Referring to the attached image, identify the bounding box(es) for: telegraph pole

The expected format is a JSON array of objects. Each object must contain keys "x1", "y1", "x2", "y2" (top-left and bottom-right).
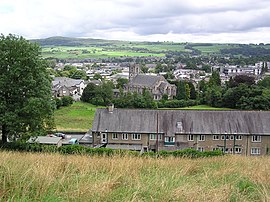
[{"x1": 156, "y1": 112, "x2": 159, "y2": 153}]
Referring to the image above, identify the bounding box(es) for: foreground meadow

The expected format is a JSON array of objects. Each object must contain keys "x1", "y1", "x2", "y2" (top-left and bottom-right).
[{"x1": 0, "y1": 151, "x2": 270, "y2": 201}]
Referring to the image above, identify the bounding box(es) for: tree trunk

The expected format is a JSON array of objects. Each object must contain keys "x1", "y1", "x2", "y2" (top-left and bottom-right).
[{"x1": 1, "y1": 124, "x2": 8, "y2": 143}]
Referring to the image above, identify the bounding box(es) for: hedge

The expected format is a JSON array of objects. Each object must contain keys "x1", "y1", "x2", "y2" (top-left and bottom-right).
[
  {"x1": 142, "y1": 148, "x2": 224, "y2": 158},
  {"x1": 158, "y1": 99, "x2": 198, "y2": 108},
  {"x1": 0, "y1": 142, "x2": 224, "y2": 158}
]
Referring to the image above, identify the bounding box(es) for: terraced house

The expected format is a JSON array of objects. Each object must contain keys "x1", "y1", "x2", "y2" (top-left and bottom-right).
[{"x1": 91, "y1": 107, "x2": 270, "y2": 156}]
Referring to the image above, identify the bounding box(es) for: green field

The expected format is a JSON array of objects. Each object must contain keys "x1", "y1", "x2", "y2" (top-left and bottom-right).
[
  {"x1": 1, "y1": 151, "x2": 270, "y2": 201},
  {"x1": 54, "y1": 102, "x2": 231, "y2": 132},
  {"x1": 180, "y1": 105, "x2": 232, "y2": 110},
  {"x1": 42, "y1": 46, "x2": 165, "y2": 59},
  {"x1": 54, "y1": 102, "x2": 101, "y2": 132},
  {"x1": 33, "y1": 36, "x2": 270, "y2": 59},
  {"x1": 193, "y1": 44, "x2": 240, "y2": 54},
  {"x1": 35, "y1": 36, "x2": 247, "y2": 59}
]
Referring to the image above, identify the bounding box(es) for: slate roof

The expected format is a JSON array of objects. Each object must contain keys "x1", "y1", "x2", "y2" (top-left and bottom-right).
[
  {"x1": 92, "y1": 109, "x2": 270, "y2": 136},
  {"x1": 129, "y1": 75, "x2": 163, "y2": 87},
  {"x1": 28, "y1": 136, "x2": 62, "y2": 144},
  {"x1": 53, "y1": 77, "x2": 83, "y2": 88}
]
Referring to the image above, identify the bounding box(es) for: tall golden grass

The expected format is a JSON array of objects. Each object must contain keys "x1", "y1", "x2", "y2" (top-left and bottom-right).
[{"x1": 0, "y1": 151, "x2": 269, "y2": 201}]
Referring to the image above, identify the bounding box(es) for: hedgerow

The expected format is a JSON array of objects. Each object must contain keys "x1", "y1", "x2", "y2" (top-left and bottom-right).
[{"x1": 0, "y1": 142, "x2": 224, "y2": 158}]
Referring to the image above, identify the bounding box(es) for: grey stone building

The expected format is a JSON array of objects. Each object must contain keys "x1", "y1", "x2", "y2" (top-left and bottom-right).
[
  {"x1": 91, "y1": 108, "x2": 270, "y2": 156},
  {"x1": 125, "y1": 63, "x2": 176, "y2": 100}
]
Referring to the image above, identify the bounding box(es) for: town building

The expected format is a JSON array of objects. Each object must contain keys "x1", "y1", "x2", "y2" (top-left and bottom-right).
[
  {"x1": 91, "y1": 108, "x2": 270, "y2": 156},
  {"x1": 125, "y1": 63, "x2": 176, "y2": 100},
  {"x1": 52, "y1": 77, "x2": 85, "y2": 100}
]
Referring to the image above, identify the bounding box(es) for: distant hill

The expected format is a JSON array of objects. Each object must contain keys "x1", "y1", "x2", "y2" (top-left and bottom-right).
[
  {"x1": 31, "y1": 36, "x2": 118, "y2": 46},
  {"x1": 31, "y1": 36, "x2": 270, "y2": 59}
]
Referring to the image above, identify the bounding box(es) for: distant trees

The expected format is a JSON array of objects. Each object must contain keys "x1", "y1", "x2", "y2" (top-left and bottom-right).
[
  {"x1": 113, "y1": 90, "x2": 157, "y2": 109},
  {"x1": 81, "y1": 81, "x2": 114, "y2": 105},
  {"x1": 55, "y1": 65, "x2": 87, "y2": 80},
  {"x1": 116, "y1": 78, "x2": 128, "y2": 89}
]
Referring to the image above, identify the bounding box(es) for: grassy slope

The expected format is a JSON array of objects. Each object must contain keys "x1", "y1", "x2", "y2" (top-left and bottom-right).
[
  {"x1": 0, "y1": 151, "x2": 269, "y2": 201},
  {"x1": 54, "y1": 102, "x2": 102, "y2": 132},
  {"x1": 54, "y1": 102, "x2": 231, "y2": 132}
]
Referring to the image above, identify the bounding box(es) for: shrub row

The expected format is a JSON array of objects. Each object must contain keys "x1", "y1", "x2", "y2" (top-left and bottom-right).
[
  {"x1": 0, "y1": 142, "x2": 138, "y2": 156},
  {"x1": 143, "y1": 148, "x2": 224, "y2": 158},
  {"x1": 158, "y1": 99, "x2": 198, "y2": 108},
  {"x1": 0, "y1": 142, "x2": 224, "y2": 158}
]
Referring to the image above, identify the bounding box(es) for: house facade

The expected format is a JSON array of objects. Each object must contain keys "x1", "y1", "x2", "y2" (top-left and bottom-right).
[
  {"x1": 91, "y1": 108, "x2": 270, "y2": 156},
  {"x1": 52, "y1": 77, "x2": 85, "y2": 99}
]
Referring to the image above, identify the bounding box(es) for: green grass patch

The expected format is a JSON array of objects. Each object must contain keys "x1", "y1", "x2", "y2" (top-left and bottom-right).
[
  {"x1": 180, "y1": 105, "x2": 233, "y2": 110},
  {"x1": 160, "y1": 105, "x2": 233, "y2": 110},
  {"x1": 42, "y1": 46, "x2": 165, "y2": 59},
  {"x1": 54, "y1": 101, "x2": 103, "y2": 132},
  {"x1": 54, "y1": 103, "x2": 232, "y2": 132}
]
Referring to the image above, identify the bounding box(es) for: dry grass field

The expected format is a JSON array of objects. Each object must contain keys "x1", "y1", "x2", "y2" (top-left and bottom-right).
[{"x1": 0, "y1": 151, "x2": 270, "y2": 201}]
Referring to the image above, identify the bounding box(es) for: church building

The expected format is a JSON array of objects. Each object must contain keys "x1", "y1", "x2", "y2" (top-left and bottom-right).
[{"x1": 124, "y1": 63, "x2": 176, "y2": 100}]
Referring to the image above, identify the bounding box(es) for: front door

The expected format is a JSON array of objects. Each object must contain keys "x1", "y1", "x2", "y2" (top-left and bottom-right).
[{"x1": 101, "y1": 133, "x2": 107, "y2": 143}]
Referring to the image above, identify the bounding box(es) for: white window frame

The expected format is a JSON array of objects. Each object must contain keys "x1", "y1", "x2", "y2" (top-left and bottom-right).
[
  {"x1": 122, "y1": 133, "x2": 128, "y2": 140},
  {"x1": 188, "y1": 135, "x2": 194, "y2": 141},
  {"x1": 235, "y1": 135, "x2": 242, "y2": 140},
  {"x1": 230, "y1": 135, "x2": 234, "y2": 140},
  {"x1": 198, "y1": 135, "x2": 205, "y2": 141},
  {"x1": 112, "y1": 133, "x2": 118, "y2": 140},
  {"x1": 221, "y1": 135, "x2": 225, "y2": 140},
  {"x1": 132, "y1": 133, "x2": 141, "y2": 140},
  {"x1": 234, "y1": 147, "x2": 242, "y2": 154},
  {"x1": 226, "y1": 135, "x2": 230, "y2": 140},
  {"x1": 213, "y1": 135, "x2": 219, "y2": 140},
  {"x1": 251, "y1": 148, "x2": 260, "y2": 155},
  {"x1": 252, "y1": 135, "x2": 261, "y2": 142},
  {"x1": 150, "y1": 134, "x2": 162, "y2": 140},
  {"x1": 165, "y1": 136, "x2": 175, "y2": 142}
]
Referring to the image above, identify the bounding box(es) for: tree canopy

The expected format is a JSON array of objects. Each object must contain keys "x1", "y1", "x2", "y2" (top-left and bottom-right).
[{"x1": 0, "y1": 34, "x2": 54, "y2": 142}]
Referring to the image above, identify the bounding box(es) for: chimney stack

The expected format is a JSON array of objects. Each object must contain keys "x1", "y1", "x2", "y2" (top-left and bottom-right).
[{"x1": 107, "y1": 103, "x2": 114, "y2": 113}]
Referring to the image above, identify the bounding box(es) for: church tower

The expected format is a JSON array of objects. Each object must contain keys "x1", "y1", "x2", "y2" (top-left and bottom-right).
[{"x1": 129, "y1": 63, "x2": 141, "y2": 81}]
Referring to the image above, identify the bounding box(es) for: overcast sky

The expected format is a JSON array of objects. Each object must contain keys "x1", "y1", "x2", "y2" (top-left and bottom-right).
[{"x1": 1, "y1": 0, "x2": 270, "y2": 43}]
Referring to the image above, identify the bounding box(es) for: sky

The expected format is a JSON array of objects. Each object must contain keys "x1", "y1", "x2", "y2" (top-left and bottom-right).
[{"x1": 1, "y1": 0, "x2": 270, "y2": 43}]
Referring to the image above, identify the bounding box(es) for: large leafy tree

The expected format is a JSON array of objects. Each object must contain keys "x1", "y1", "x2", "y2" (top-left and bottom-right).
[{"x1": 0, "y1": 34, "x2": 54, "y2": 142}]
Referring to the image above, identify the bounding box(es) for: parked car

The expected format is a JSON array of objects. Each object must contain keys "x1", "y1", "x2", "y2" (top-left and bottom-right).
[{"x1": 54, "y1": 133, "x2": 66, "y2": 139}]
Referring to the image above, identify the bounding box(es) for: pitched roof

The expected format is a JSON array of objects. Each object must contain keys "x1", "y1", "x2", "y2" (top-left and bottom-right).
[
  {"x1": 92, "y1": 109, "x2": 270, "y2": 136},
  {"x1": 129, "y1": 75, "x2": 163, "y2": 87},
  {"x1": 28, "y1": 136, "x2": 62, "y2": 144},
  {"x1": 53, "y1": 77, "x2": 83, "y2": 88}
]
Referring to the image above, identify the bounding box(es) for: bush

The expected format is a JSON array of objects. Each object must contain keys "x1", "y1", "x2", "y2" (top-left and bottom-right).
[
  {"x1": 61, "y1": 96, "x2": 73, "y2": 106},
  {"x1": 55, "y1": 98, "x2": 62, "y2": 109},
  {"x1": 142, "y1": 148, "x2": 224, "y2": 158},
  {"x1": 158, "y1": 99, "x2": 198, "y2": 108}
]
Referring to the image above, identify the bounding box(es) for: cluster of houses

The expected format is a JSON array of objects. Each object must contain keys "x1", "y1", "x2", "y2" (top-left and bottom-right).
[
  {"x1": 47, "y1": 62, "x2": 270, "y2": 156},
  {"x1": 52, "y1": 61, "x2": 270, "y2": 101},
  {"x1": 52, "y1": 63, "x2": 177, "y2": 101}
]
